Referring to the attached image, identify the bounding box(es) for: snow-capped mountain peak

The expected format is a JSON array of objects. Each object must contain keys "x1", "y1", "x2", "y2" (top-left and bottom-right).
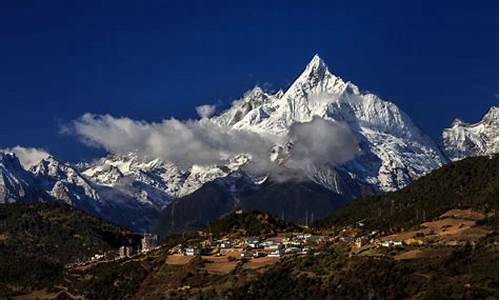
[
  {"x1": 211, "y1": 55, "x2": 448, "y2": 191},
  {"x1": 442, "y1": 106, "x2": 498, "y2": 161},
  {"x1": 0, "y1": 152, "x2": 44, "y2": 203},
  {"x1": 481, "y1": 106, "x2": 498, "y2": 126},
  {"x1": 301, "y1": 54, "x2": 329, "y2": 79}
]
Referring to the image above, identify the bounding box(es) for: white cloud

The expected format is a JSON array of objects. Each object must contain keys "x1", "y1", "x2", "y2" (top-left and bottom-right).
[
  {"x1": 69, "y1": 112, "x2": 360, "y2": 178},
  {"x1": 287, "y1": 117, "x2": 360, "y2": 169},
  {"x1": 195, "y1": 104, "x2": 216, "y2": 118},
  {"x1": 0, "y1": 146, "x2": 50, "y2": 168},
  {"x1": 71, "y1": 113, "x2": 277, "y2": 170}
]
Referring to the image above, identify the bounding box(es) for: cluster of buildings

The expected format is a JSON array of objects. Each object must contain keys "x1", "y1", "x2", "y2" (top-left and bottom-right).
[
  {"x1": 338, "y1": 227, "x2": 430, "y2": 254},
  {"x1": 173, "y1": 233, "x2": 325, "y2": 259}
]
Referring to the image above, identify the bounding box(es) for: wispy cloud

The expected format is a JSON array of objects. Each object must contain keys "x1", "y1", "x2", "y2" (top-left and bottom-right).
[
  {"x1": 0, "y1": 146, "x2": 50, "y2": 168},
  {"x1": 195, "y1": 104, "x2": 216, "y2": 118}
]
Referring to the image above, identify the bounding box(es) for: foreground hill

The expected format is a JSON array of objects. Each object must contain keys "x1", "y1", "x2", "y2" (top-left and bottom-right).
[
  {"x1": 315, "y1": 155, "x2": 498, "y2": 232},
  {"x1": 0, "y1": 203, "x2": 140, "y2": 297}
]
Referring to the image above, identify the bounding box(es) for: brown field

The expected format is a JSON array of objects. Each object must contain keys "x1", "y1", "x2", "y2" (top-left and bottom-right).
[
  {"x1": 202, "y1": 256, "x2": 240, "y2": 274},
  {"x1": 394, "y1": 249, "x2": 423, "y2": 260},
  {"x1": 394, "y1": 248, "x2": 451, "y2": 261},
  {"x1": 165, "y1": 254, "x2": 194, "y2": 265},
  {"x1": 381, "y1": 209, "x2": 489, "y2": 244},
  {"x1": 440, "y1": 209, "x2": 485, "y2": 221},
  {"x1": 243, "y1": 256, "x2": 280, "y2": 270},
  {"x1": 219, "y1": 249, "x2": 242, "y2": 258},
  {"x1": 421, "y1": 218, "x2": 475, "y2": 237}
]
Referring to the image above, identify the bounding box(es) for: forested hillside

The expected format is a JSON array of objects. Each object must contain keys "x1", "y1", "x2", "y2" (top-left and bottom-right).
[{"x1": 315, "y1": 155, "x2": 498, "y2": 232}]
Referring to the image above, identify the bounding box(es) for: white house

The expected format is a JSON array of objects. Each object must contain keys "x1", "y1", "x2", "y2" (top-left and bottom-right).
[
  {"x1": 285, "y1": 247, "x2": 301, "y2": 254},
  {"x1": 268, "y1": 249, "x2": 285, "y2": 257},
  {"x1": 220, "y1": 240, "x2": 232, "y2": 249},
  {"x1": 185, "y1": 247, "x2": 201, "y2": 256},
  {"x1": 240, "y1": 251, "x2": 253, "y2": 259},
  {"x1": 245, "y1": 237, "x2": 262, "y2": 249}
]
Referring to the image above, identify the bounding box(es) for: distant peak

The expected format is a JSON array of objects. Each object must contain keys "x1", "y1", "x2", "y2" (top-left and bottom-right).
[
  {"x1": 479, "y1": 106, "x2": 499, "y2": 127},
  {"x1": 298, "y1": 54, "x2": 332, "y2": 82},
  {"x1": 0, "y1": 152, "x2": 23, "y2": 169},
  {"x1": 306, "y1": 54, "x2": 327, "y2": 71},
  {"x1": 483, "y1": 106, "x2": 498, "y2": 119},
  {"x1": 248, "y1": 85, "x2": 264, "y2": 95},
  {"x1": 451, "y1": 118, "x2": 465, "y2": 127}
]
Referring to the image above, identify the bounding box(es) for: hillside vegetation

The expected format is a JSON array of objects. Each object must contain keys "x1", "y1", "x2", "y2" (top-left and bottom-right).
[
  {"x1": 315, "y1": 155, "x2": 498, "y2": 232},
  {"x1": 208, "y1": 210, "x2": 300, "y2": 238},
  {"x1": 0, "y1": 203, "x2": 140, "y2": 297}
]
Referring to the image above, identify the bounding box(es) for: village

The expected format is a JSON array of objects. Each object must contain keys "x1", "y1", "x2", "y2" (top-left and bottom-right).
[
  {"x1": 169, "y1": 232, "x2": 325, "y2": 259},
  {"x1": 68, "y1": 208, "x2": 492, "y2": 274}
]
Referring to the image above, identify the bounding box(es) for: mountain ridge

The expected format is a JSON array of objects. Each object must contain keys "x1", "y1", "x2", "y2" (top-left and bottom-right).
[{"x1": 0, "y1": 55, "x2": 497, "y2": 232}]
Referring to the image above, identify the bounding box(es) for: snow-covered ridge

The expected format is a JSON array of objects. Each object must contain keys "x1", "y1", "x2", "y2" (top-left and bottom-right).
[
  {"x1": 81, "y1": 152, "x2": 250, "y2": 198},
  {"x1": 442, "y1": 106, "x2": 498, "y2": 161}
]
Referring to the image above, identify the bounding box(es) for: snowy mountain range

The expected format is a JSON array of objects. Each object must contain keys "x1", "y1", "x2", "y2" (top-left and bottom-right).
[
  {"x1": 0, "y1": 55, "x2": 497, "y2": 232},
  {"x1": 442, "y1": 106, "x2": 498, "y2": 161}
]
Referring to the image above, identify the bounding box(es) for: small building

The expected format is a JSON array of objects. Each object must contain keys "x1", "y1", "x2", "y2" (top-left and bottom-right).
[
  {"x1": 185, "y1": 247, "x2": 201, "y2": 256},
  {"x1": 352, "y1": 238, "x2": 363, "y2": 249},
  {"x1": 118, "y1": 246, "x2": 135, "y2": 258},
  {"x1": 240, "y1": 251, "x2": 254, "y2": 259},
  {"x1": 220, "y1": 240, "x2": 233, "y2": 249},
  {"x1": 91, "y1": 253, "x2": 105, "y2": 261},
  {"x1": 300, "y1": 247, "x2": 311, "y2": 255},
  {"x1": 246, "y1": 237, "x2": 261, "y2": 249},
  {"x1": 264, "y1": 243, "x2": 284, "y2": 251},
  {"x1": 268, "y1": 249, "x2": 285, "y2": 257},
  {"x1": 285, "y1": 247, "x2": 301, "y2": 254},
  {"x1": 141, "y1": 233, "x2": 159, "y2": 253},
  {"x1": 380, "y1": 240, "x2": 403, "y2": 248},
  {"x1": 253, "y1": 251, "x2": 266, "y2": 258}
]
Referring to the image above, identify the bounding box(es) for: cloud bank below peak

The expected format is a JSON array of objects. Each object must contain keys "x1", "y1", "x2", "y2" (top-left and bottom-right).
[
  {"x1": 68, "y1": 111, "x2": 360, "y2": 174},
  {"x1": 70, "y1": 113, "x2": 277, "y2": 170}
]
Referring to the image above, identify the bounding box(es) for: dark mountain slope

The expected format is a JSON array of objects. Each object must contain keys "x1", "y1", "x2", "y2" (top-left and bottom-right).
[
  {"x1": 315, "y1": 155, "x2": 498, "y2": 231},
  {"x1": 156, "y1": 177, "x2": 351, "y2": 236},
  {"x1": 0, "y1": 203, "x2": 140, "y2": 297}
]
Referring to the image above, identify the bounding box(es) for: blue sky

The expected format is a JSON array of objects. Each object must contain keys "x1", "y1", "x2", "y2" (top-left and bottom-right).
[{"x1": 0, "y1": 0, "x2": 498, "y2": 162}]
